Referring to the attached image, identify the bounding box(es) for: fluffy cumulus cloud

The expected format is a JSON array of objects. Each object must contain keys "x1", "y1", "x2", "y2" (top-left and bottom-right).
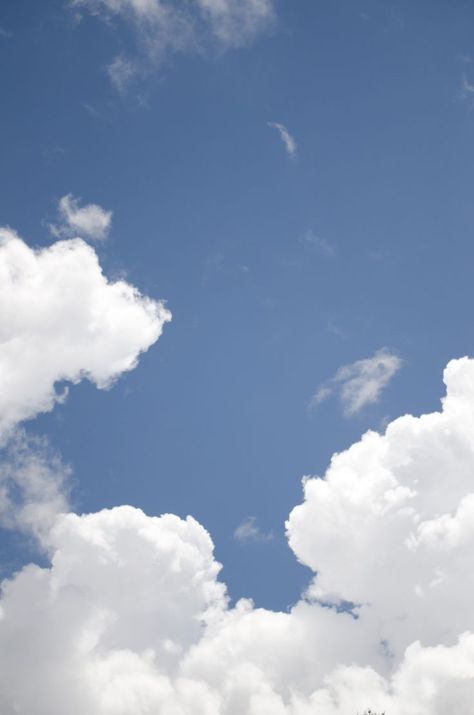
[
  {"x1": 0, "y1": 506, "x2": 227, "y2": 715},
  {"x1": 3, "y1": 352, "x2": 474, "y2": 711},
  {"x1": 0, "y1": 227, "x2": 170, "y2": 436},
  {"x1": 289, "y1": 357, "x2": 474, "y2": 650},
  {"x1": 313, "y1": 348, "x2": 402, "y2": 415},
  {"x1": 70, "y1": 0, "x2": 274, "y2": 89},
  {"x1": 51, "y1": 194, "x2": 113, "y2": 241}
]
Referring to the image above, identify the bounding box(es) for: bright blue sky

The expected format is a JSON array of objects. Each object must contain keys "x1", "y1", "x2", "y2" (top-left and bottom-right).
[{"x1": 2, "y1": 0, "x2": 474, "y2": 610}]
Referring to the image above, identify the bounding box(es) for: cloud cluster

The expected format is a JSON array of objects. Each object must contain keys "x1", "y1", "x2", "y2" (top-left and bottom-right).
[
  {"x1": 51, "y1": 194, "x2": 112, "y2": 241},
  {"x1": 313, "y1": 348, "x2": 402, "y2": 415},
  {"x1": 2, "y1": 223, "x2": 474, "y2": 712},
  {"x1": 2, "y1": 346, "x2": 474, "y2": 711},
  {"x1": 0, "y1": 228, "x2": 170, "y2": 437},
  {"x1": 70, "y1": 0, "x2": 275, "y2": 91}
]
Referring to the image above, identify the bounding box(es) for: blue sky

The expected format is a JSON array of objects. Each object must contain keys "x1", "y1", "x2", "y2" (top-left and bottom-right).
[
  {"x1": 2, "y1": 0, "x2": 474, "y2": 618},
  {"x1": 6, "y1": 3, "x2": 474, "y2": 713}
]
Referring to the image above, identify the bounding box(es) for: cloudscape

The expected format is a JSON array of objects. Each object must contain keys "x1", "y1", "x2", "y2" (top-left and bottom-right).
[{"x1": 2, "y1": 2, "x2": 474, "y2": 714}]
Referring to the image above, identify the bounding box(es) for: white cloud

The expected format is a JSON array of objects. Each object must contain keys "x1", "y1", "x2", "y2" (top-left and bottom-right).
[
  {"x1": 313, "y1": 348, "x2": 402, "y2": 415},
  {"x1": 459, "y1": 68, "x2": 474, "y2": 101},
  {"x1": 234, "y1": 516, "x2": 273, "y2": 543},
  {"x1": 196, "y1": 0, "x2": 273, "y2": 48},
  {"x1": 0, "y1": 506, "x2": 228, "y2": 715},
  {"x1": 107, "y1": 55, "x2": 138, "y2": 94},
  {"x1": 4, "y1": 218, "x2": 474, "y2": 712},
  {"x1": 0, "y1": 430, "x2": 70, "y2": 544},
  {"x1": 302, "y1": 229, "x2": 335, "y2": 257},
  {"x1": 462, "y1": 73, "x2": 474, "y2": 94},
  {"x1": 70, "y1": 0, "x2": 275, "y2": 89},
  {"x1": 51, "y1": 194, "x2": 113, "y2": 241},
  {"x1": 267, "y1": 121, "x2": 297, "y2": 158},
  {"x1": 3, "y1": 357, "x2": 474, "y2": 711},
  {"x1": 0, "y1": 227, "x2": 171, "y2": 437},
  {"x1": 285, "y1": 355, "x2": 474, "y2": 708}
]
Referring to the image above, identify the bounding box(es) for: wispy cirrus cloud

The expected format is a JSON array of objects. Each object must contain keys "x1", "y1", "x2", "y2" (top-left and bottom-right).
[
  {"x1": 302, "y1": 228, "x2": 335, "y2": 257},
  {"x1": 267, "y1": 121, "x2": 297, "y2": 158},
  {"x1": 106, "y1": 55, "x2": 138, "y2": 94},
  {"x1": 312, "y1": 348, "x2": 402, "y2": 416},
  {"x1": 70, "y1": 0, "x2": 275, "y2": 90},
  {"x1": 459, "y1": 67, "x2": 474, "y2": 99}
]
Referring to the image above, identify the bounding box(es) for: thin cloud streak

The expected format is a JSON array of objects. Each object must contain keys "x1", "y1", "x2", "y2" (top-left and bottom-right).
[{"x1": 268, "y1": 121, "x2": 297, "y2": 158}]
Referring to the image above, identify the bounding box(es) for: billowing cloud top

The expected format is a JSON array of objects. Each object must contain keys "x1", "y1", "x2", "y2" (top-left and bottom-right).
[
  {"x1": 0, "y1": 228, "x2": 171, "y2": 436},
  {"x1": 290, "y1": 357, "x2": 474, "y2": 638},
  {"x1": 2, "y1": 222, "x2": 474, "y2": 713},
  {"x1": 3, "y1": 352, "x2": 474, "y2": 711}
]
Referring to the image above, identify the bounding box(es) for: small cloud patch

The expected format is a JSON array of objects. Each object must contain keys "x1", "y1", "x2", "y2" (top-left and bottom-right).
[
  {"x1": 234, "y1": 516, "x2": 274, "y2": 543},
  {"x1": 312, "y1": 348, "x2": 402, "y2": 416},
  {"x1": 50, "y1": 194, "x2": 112, "y2": 242},
  {"x1": 267, "y1": 121, "x2": 297, "y2": 158}
]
